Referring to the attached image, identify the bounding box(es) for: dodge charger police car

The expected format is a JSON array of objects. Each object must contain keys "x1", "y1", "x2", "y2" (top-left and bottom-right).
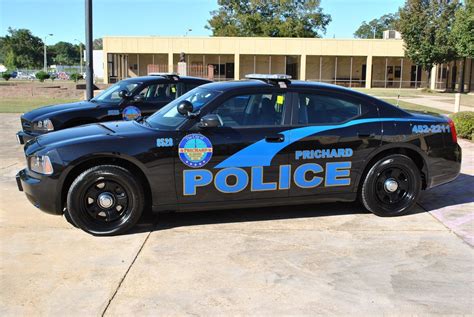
[
  {"x1": 16, "y1": 74, "x2": 461, "y2": 236},
  {"x1": 16, "y1": 74, "x2": 210, "y2": 144}
]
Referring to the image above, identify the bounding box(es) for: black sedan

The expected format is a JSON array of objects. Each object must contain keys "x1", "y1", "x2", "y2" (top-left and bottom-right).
[
  {"x1": 16, "y1": 74, "x2": 210, "y2": 144},
  {"x1": 16, "y1": 74, "x2": 461, "y2": 235}
]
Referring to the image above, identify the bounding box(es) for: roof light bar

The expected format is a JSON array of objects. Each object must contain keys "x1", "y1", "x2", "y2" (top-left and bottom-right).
[
  {"x1": 148, "y1": 72, "x2": 180, "y2": 81},
  {"x1": 245, "y1": 74, "x2": 292, "y2": 80}
]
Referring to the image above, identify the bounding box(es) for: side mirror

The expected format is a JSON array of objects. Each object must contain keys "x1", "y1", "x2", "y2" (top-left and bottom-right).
[
  {"x1": 118, "y1": 90, "x2": 130, "y2": 99},
  {"x1": 132, "y1": 94, "x2": 144, "y2": 103},
  {"x1": 199, "y1": 114, "x2": 222, "y2": 128},
  {"x1": 177, "y1": 100, "x2": 194, "y2": 116}
]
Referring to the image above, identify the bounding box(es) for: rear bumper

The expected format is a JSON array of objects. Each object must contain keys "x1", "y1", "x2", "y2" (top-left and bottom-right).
[
  {"x1": 427, "y1": 143, "x2": 462, "y2": 189},
  {"x1": 16, "y1": 169, "x2": 62, "y2": 215},
  {"x1": 16, "y1": 131, "x2": 37, "y2": 145}
]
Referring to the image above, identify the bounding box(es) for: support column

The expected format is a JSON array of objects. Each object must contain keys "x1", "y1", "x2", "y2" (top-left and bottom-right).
[
  {"x1": 168, "y1": 52, "x2": 173, "y2": 73},
  {"x1": 365, "y1": 55, "x2": 373, "y2": 88},
  {"x1": 430, "y1": 65, "x2": 437, "y2": 90},
  {"x1": 234, "y1": 53, "x2": 240, "y2": 80},
  {"x1": 103, "y1": 52, "x2": 109, "y2": 84},
  {"x1": 300, "y1": 54, "x2": 306, "y2": 80}
]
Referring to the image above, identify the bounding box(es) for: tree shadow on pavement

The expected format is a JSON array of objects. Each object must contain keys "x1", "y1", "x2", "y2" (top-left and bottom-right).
[
  {"x1": 418, "y1": 173, "x2": 474, "y2": 211},
  {"x1": 129, "y1": 199, "x2": 426, "y2": 235}
]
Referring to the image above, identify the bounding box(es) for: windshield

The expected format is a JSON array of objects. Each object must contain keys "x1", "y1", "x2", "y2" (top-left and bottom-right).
[
  {"x1": 92, "y1": 81, "x2": 140, "y2": 103},
  {"x1": 146, "y1": 88, "x2": 220, "y2": 129}
]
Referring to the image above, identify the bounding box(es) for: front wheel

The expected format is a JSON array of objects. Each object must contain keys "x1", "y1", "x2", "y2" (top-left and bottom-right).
[
  {"x1": 65, "y1": 165, "x2": 144, "y2": 236},
  {"x1": 360, "y1": 154, "x2": 421, "y2": 217}
]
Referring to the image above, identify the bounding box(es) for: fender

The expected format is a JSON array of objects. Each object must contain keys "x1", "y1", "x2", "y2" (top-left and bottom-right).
[{"x1": 354, "y1": 142, "x2": 429, "y2": 191}]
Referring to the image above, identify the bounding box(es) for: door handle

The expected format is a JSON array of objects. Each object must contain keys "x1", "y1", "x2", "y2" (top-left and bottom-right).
[
  {"x1": 265, "y1": 134, "x2": 285, "y2": 143},
  {"x1": 357, "y1": 133, "x2": 375, "y2": 139}
]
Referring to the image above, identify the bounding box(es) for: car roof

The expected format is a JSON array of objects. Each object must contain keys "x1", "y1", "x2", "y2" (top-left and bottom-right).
[
  {"x1": 199, "y1": 79, "x2": 371, "y2": 98},
  {"x1": 122, "y1": 75, "x2": 211, "y2": 83}
]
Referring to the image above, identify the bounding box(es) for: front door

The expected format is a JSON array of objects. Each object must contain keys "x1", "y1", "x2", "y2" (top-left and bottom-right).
[
  {"x1": 175, "y1": 90, "x2": 293, "y2": 204},
  {"x1": 287, "y1": 90, "x2": 381, "y2": 198}
]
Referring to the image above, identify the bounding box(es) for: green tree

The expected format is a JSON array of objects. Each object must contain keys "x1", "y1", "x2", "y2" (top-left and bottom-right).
[
  {"x1": 49, "y1": 41, "x2": 80, "y2": 65},
  {"x1": 93, "y1": 38, "x2": 103, "y2": 50},
  {"x1": 0, "y1": 28, "x2": 44, "y2": 69},
  {"x1": 398, "y1": 0, "x2": 460, "y2": 85},
  {"x1": 452, "y1": 0, "x2": 474, "y2": 92},
  {"x1": 354, "y1": 13, "x2": 399, "y2": 39},
  {"x1": 206, "y1": 0, "x2": 331, "y2": 37}
]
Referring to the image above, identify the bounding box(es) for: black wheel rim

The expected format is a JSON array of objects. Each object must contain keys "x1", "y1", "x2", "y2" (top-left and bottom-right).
[
  {"x1": 82, "y1": 178, "x2": 130, "y2": 224},
  {"x1": 375, "y1": 166, "x2": 414, "y2": 207}
]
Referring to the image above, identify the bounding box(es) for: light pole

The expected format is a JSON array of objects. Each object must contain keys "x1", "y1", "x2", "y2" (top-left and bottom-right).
[
  {"x1": 184, "y1": 28, "x2": 192, "y2": 37},
  {"x1": 74, "y1": 39, "x2": 84, "y2": 75},
  {"x1": 43, "y1": 34, "x2": 53, "y2": 72}
]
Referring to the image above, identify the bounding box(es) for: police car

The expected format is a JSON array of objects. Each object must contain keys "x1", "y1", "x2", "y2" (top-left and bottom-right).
[
  {"x1": 16, "y1": 74, "x2": 210, "y2": 144},
  {"x1": 16, "y1": 74, "x2": 461, "y2": 235}
]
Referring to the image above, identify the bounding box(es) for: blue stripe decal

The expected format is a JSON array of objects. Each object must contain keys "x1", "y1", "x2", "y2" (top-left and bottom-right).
[{"x1": 215, "y1": 118, "x2": 430, "y2": 168}]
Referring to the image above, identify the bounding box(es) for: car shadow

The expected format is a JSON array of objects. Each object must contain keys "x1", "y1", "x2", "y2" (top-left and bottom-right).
[
  {"x1": 418, "y1": 173, "x2": 474, "y2": 211},
  {"x1": 128, "y1": 199, "x2": 427, "y2": 235}
]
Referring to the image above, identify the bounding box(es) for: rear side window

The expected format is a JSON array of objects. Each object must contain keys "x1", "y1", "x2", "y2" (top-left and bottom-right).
[{"x1": 298, "y1": 93, "x2": 362, "y2": 124}]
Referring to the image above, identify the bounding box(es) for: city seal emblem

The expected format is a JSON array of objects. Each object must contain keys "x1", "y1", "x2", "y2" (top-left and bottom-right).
[
  {"x1": 179, "y1": 134, "x2": 213, "y2": 168},
  {"x1": 122, "y1": 106, "x2": 141, "y2": 121}
]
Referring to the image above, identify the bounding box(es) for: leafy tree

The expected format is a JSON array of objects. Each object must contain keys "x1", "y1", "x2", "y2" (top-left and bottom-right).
[
  {"x1": 452, "y1": 0, "x2": 474, "y2": 92},
  {"x1": 49, "y1": 41, "x2": 80, "y2": 65},
  {"x1": 206, "y1": 0, "x2": 331, "y2": 37},
  {"x1": 93, "y1": 38, "x2": 103, "y2": 50},
  {"x1": 354, "y1": 13, "x2": 399, "y2": 39},
  {"x1": 0, "y1": 28, "x2": 44, "y2": 69},
  {"x1": 398, "y1": 0, "x2": 460, "y2": 85}
]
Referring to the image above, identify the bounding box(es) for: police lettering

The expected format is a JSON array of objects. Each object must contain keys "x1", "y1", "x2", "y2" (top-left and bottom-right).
[{"x1": 183, "y1": 162, "x2": 351, "y2": 196}]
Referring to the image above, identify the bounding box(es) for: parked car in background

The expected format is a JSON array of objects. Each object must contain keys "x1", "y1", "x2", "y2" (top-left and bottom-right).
[{"x1": 16, "y1": 74, "x2": 211, "y2": 144}]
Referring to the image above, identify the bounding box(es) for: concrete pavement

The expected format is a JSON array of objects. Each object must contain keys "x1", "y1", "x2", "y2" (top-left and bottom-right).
[{"x1": 0, "y1": 113, "x2": 472, "y2": 316}]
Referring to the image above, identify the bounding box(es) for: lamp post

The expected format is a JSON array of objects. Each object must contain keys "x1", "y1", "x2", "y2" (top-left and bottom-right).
[
  {"x1": 74, "y1": 39, "x2": 84, "y2": 75},
  {"x1": 43, "y1": 33, "x2": 53, "y2": 72},
  {"x1": 184, "y1": 28, "x2": 192, "y2": 37}
]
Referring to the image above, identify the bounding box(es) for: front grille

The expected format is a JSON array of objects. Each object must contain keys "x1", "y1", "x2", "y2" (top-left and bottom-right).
[{"x1": 21, "y1": 118, "x2": 32, "y2": 132}]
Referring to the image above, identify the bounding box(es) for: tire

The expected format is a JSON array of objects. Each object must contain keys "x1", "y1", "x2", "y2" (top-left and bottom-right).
[
  {"x1": 65, "y1": 165, "x2": 144, "y2": 236},
  {"x1": 360, "y1": 154, "x2": 421, "y2": 217}
]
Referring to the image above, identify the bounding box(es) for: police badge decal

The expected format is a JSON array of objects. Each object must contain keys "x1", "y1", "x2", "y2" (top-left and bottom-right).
[{"x1": 178, "y1": 134, "x2": 213, "y2": 168}]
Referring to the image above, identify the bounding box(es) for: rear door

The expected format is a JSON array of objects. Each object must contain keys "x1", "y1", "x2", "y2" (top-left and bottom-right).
[
  {"x1": 175, "y1": 88, "x2": 294, "y2": 204},
  {"x1": 287, "y1": 89, "x2": 381, "y2": 198}
]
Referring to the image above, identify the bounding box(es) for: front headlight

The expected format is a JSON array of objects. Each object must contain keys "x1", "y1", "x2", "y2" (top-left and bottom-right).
[
  {"x1": 28, "y1": 155, "x2": 54, "y2": 175},
  {"x1": 33, "y1": 119, "x2": 54, "y2": 131}
]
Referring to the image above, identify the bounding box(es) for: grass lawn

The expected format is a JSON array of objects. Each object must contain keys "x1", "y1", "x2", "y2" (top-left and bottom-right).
[
  {"x1": 0, "y1": 97, "x2": 81, "y2": 113},
  {"x1": 381, "y1": 98, "x2": 451, "y2": 114}
]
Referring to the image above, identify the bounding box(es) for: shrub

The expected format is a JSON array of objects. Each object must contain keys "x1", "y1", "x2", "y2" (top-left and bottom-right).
[
  {"x1": 70, "y1": 73, "x2": 84, "y2": 82},
  {"x1": 1, "y1": 73, "x2": 12, "y2": 81},
  {"x1": 35, "y1": 71, "x2": 50, "y2": 82},
  {"x1": 450, "y1": 111, "x2": 474, "y2": 140}
]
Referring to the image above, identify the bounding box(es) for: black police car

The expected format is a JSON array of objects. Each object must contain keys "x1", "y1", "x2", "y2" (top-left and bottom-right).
[
  {"x1": 16, "y1": 74, "x2": 461, "y2": 236},
  {"x1": 16, "y1": 74, "x2": 210, "y2": 144}
]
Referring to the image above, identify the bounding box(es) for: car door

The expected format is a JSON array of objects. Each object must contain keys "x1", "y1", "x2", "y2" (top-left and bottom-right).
[
  {"x1": 175, "y1": 89, "x2": 294, "y2": 204},
  {"x1": 287, "y1": 89, "x2": 381, "y2": 198}
]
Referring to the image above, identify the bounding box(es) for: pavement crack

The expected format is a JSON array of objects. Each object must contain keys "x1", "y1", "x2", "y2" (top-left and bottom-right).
[{"x1": 101, "y1": 231, "x2": 152, "y2": 316}]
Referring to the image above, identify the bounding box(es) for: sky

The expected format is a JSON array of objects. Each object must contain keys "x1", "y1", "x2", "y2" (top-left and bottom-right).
[{"x1": 0, "y1": 0, "x2": 405, "y2": 44}]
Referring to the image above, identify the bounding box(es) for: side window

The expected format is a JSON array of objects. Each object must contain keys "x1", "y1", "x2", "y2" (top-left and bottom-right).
[
  {"x1": 211, "y1": 93, "x2": 287, "y2": 127},
  {"x1": 298, "y1": 93, "x2": 362, "y2": 124},
  {"x1": 135, "y1": 84, "x2": 175, "y2": 103}
]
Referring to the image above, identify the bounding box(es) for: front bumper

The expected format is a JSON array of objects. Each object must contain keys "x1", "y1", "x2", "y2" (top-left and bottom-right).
[
  {"x1": 16, "y1": 169, "x2": 62, "y2": 215},
  {"x1": 16, "y1": 131, "x2": 38, "y2": 145}
]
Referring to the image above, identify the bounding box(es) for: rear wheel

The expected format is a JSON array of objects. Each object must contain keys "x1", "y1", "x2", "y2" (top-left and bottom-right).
[
  {"x1": 65, "y1": 165, "x2": 144, "y2": 236},
  {"x1": 360, "y1": 154, "x2": 421, "y2": 216}
]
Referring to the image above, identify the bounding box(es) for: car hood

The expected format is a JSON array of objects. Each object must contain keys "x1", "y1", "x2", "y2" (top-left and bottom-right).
[
  {"x1": 22, "y1": 101, "x2": 99, "y2": 121},
  {"x1": 34, "y1": 121, "x2": 146, "y2": 148}
]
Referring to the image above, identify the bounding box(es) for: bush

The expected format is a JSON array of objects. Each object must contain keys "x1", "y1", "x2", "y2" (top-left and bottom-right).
[
  {"x1": 1, "y1": 73, "x2": 12, "y2": 81},
  {"x1": 450, "y1": 111, "x2": 474, "y2": 140},
  {"x1": 70, "y1": 73, "x2": 84, "y2": 82},
  {"x1": 35, "y1": 71, "x2": 50, "y2": 82}
]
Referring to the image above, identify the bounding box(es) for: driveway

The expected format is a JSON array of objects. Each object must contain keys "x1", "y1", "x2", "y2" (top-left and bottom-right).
[{"x1": 1, "y1": 113, "x2": 472, "y2": 316}]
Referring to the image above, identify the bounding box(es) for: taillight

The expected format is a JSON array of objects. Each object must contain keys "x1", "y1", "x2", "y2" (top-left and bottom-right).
[{"x1": 447, "y1": 117, "x2": 457, "y2": 143}]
